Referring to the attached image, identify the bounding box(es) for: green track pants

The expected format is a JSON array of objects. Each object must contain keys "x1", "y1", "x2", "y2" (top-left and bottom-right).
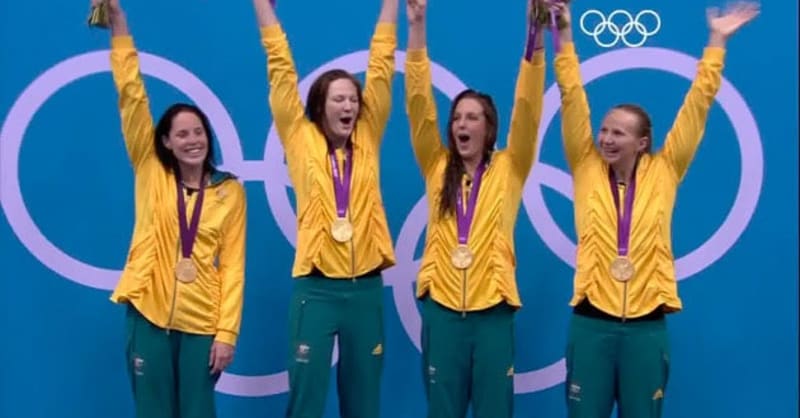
[
  {"x1": 565, "y1": 313, "x2": 670, "y2": 418},
  {"x1": 421, "y1": 297, "x2": 516, "y2": 418},
  {"x1": 125, "y1": 304, "x2": 219, "y2": 418},
  {"x1": 285, "y1": 272, "x2": 384, "y2": 418}
]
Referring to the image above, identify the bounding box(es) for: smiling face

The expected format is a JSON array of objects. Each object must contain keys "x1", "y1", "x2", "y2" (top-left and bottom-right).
[
  {"x1": 597, "y1": 107, "x2": 651, "y2": 166},
  {"x1": 162, "y1": 110, "x2": 208, "y2": 169}
]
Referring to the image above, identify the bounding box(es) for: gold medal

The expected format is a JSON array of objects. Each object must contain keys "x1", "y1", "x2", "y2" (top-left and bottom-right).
[
  {"x1": 331, "y1": 218, "x2": 353, "y2": 243},
  {"x1": 175, "y1": 258, "x2": 197, "y2": 283},
  {"x1": 610, "y1": 256, "x2": 635, "y2": 282},
  {"x1": 450, "y1": 244, "x2": 474, "y2": 270}
]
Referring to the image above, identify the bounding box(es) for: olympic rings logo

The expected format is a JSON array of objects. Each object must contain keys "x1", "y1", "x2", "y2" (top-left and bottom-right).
[
  {"x1": 579, "y1": 9, "x2": 662, "y2": 48},
  {"x1": 0, "y1": 47, "x2": 763, "y2": 397}
]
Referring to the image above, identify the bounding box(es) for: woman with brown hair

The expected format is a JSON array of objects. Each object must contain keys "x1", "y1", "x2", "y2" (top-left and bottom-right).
[
  {"x1": 404, "y1": 0, "x2": 546, "y2": 416},
  {"x1": 92, "y1": 0, "x2": 247, "y2": 417},
  {"x1": 252, "y1": 0, "x2": 398, "y2": 417}
]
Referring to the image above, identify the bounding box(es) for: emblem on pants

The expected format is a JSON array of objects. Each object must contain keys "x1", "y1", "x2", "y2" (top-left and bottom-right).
[
  {"x1": 295, "y1": 343, "x2": 310, "y2": 364},
  {"x1": 568, "y1": 383, "x2": 582, "y2": 402},
  {"x1": 132, "y1": 355, "x2": 145, "y2": 376}
]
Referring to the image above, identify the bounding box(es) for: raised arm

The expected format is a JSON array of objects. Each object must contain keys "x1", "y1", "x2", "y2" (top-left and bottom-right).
[
  {"x1": 253, "y1": 0, "x2": 308, "y2": 153},
  {"x1": 507, "y1": 1, "x2": 546, "y2": 180},
  {"x1": 361, "y1": 0, "x2": 398, "y2": 148},
  {"x1": 551, "y1": 1, "x2": 596, "y2": 172},
  {"x1": 404, "y1": 0, "x2": 446, "y2": 178},
  {"x1": 99, "y1": 0, "x2": 156, "y2": 173},
  {"x1": 661, "y1": 2, "x2": 758, "y2": 182}
]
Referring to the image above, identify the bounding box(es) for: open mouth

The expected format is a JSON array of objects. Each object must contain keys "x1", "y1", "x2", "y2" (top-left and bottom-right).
[
  {"x1": 339, "y1": 117, "x2": 353, "y2": 126},
  {"x1": 457, "y1": 134, "x2": 470, "y2": 143}
]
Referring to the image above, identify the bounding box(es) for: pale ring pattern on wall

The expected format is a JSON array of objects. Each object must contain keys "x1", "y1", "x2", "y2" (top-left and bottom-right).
[{"x1": 0, "y1": 46, "x2": 762, "y2": 397}]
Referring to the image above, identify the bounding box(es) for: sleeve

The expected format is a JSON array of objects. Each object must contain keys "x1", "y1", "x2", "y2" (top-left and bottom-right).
[
  {"x1": 110, "y1": 36, "x2": 157, "y2": 173},
  {"x1": 214, "y1": 181, "x2": 247, "y2": 346},
  {"x1": 506, "y1": 51, "x2": 546, "y2": 180},
  {"x1": 554, "y1": 42, "x2": 598, "y2": 172},
  {"x1": 404, "y1": 48, "x2": 447, "y2": 178},
  {"x1": 261, "y1": 25, "x2": 310, "y2": 161},
  {"x1": 360, "y1": 23, "x2": 397, "y2": 148},
  {"x1": 659, "y1": 47, "x2": 725, "y2": 182}
]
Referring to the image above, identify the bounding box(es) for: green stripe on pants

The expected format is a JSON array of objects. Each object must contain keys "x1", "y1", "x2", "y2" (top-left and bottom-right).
[
  {"x1": 421, "y1": 297, "x2": 515, "y2": 418},
  {"x1": 125, "y1": 304, "x2": 219, "y2": 418},
  {"x1": 285, "y1": 272, "x2": 384, "y2": 418},
  {"x1": 565, "y1": 313, "x2": 670, "y2": 418}
]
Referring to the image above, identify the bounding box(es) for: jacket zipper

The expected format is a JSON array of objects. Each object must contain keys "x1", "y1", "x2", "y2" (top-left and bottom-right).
[
  {"x1": 349, "y1": 212, "x2": 356, "y2": 282},
  {"x1": 617, "y1": 185, "x2": 629, "y2": 322},
  {"x1": 166, "y1": 188, "x2": 192, "y2": 334},
  {"x1": 165, "y1": 236, "x2": 180, "y2": 334},
  {"x1": 621, "y1": 282, "x2": 628, "y2": 322},
  {"x1": 460, "y1": 270, "x2": 467, "y2": 318}
]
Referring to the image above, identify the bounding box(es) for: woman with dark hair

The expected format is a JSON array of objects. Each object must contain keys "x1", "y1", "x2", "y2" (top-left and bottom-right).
[
  {"x1": 95, "y1": 1, "x2": 247, "y2": 417},
  {"x1": 404, "y1": 0, "x2": 545, "y2": 416},
  {"x1": 549, "y1": 1, "x2": 758, "y2": 417},
  {"x1": 251, "y1": 0, "x2": 397, "y2": 417}
]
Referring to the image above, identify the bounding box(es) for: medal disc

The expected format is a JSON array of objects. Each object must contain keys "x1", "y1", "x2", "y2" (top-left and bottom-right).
[
  {"x1": 450, "y1": 244, "x2": 474, "y2": 270},
  {"x1": 610, "y1": 256, "x2": 635, "y2": 282},
  {"x1": 331, "y1": 218, "x2": 353, "y2": 243},
  {"x1": 175, "y1": 258, "x2": 197, "y2": 283}
]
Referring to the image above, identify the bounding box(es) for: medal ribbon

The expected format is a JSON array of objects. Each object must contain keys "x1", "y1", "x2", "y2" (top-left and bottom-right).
[
  {"x1": 524, "y1": 17, "x2": 540, "y2": 61},
  {"x1": 608, "y1": 166, "x2": 637, "y2": 257},
  {"x1": 176, "y1": 174, "x2": 205, "y2": 259},
  {"x1": 549, "y1": 11, "x2": 561, "y2": 53},
  {"x1": 329, "y1": 146, "x2": 353, "y2": 218},
  {"x1": 456, "y1": 162, "x2": 487, "y2": 245}
]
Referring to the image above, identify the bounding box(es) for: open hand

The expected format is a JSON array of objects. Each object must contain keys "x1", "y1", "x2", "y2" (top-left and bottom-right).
[{"x1": 707, "y1": 1, "x2": 759, "y2": 39}]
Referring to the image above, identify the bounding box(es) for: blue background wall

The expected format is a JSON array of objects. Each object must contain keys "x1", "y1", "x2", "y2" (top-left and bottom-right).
[{"x1": 1, "y1": 1, "x2": 797, "y2": 417}]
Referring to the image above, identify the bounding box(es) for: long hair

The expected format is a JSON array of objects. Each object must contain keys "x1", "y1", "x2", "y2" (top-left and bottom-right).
[
  {"x1": 438, "y1": 89, "x2": 499, "y2": 218},
  {"x1": 154, "y1": 103, "x2": 217, "y2": 175},
  {"x1": 612, "y1": 103, "x2": 653, "y2": 153},
  {"x1": 305, "y1": 69, "x2": 364, "y2": 138}
]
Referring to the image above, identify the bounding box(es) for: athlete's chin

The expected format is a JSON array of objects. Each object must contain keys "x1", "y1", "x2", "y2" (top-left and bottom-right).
[
  {"x1": 600, "y1": 154, "x2": 620, "y2": 165},
  {"x1": 456, "y1": 147, "x2": 481, "y2": 162}
]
